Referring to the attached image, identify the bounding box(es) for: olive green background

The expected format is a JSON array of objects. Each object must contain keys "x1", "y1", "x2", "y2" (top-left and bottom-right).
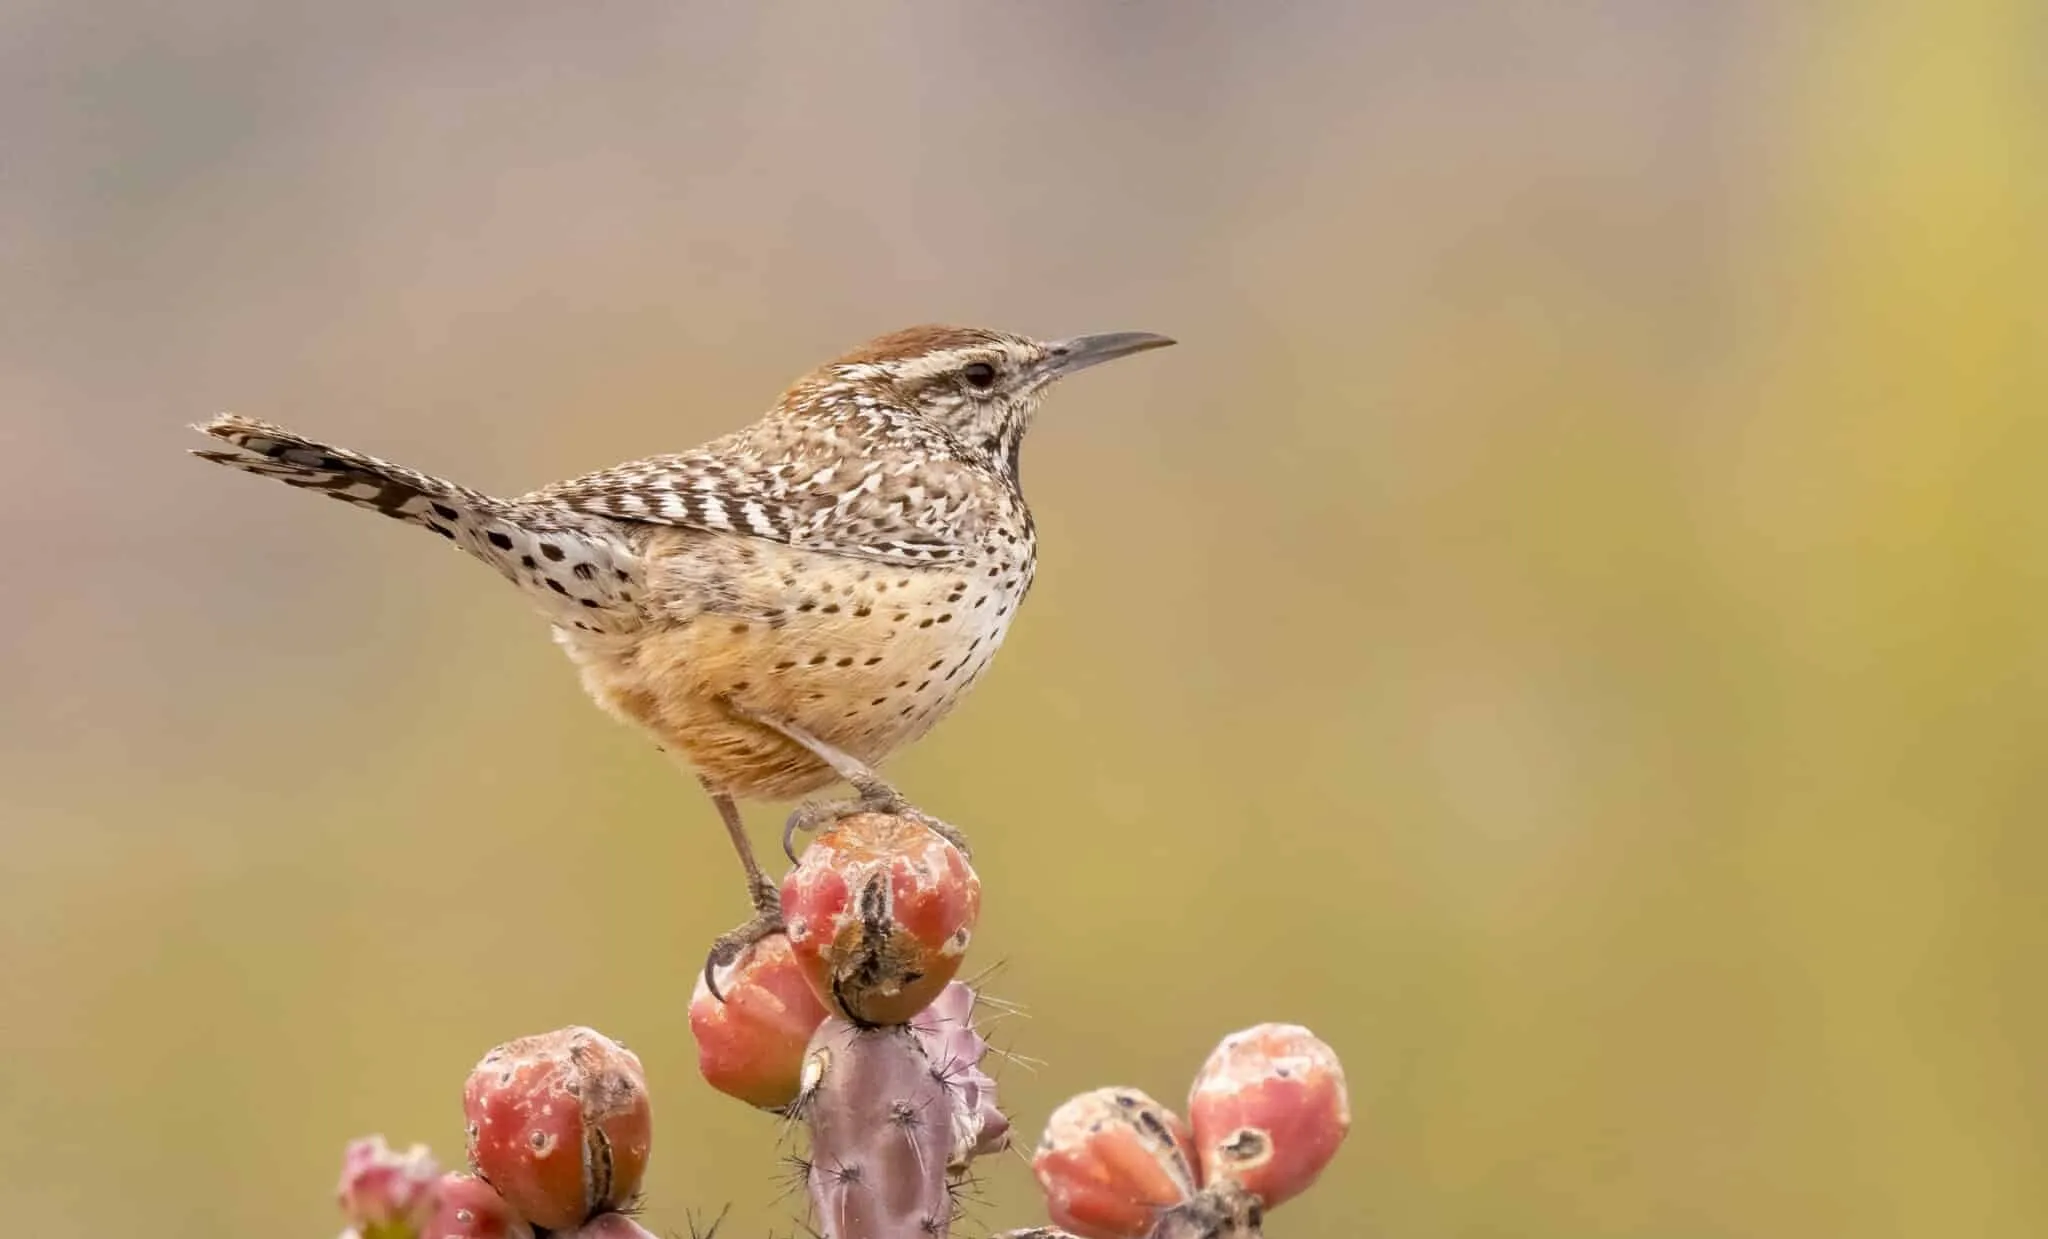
[{"x1": 3, "y1": 2, "x2": 2042, "y2": 1236}]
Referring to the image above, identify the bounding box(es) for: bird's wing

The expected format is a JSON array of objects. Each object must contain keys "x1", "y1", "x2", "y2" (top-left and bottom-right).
[{"x1": 524, "y1": 425, "x2": 989, "y2": 567}]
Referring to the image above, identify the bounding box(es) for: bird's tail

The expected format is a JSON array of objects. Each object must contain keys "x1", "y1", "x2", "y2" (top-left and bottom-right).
[
  {"x1": 191, "y1": 414, "x2": 643, "y2": 628},
  {"x1": 192, "y1": 413, "x2": 508, "y2": 533}
]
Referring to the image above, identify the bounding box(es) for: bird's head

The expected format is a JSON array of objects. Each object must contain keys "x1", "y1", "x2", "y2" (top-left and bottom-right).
[{"x1": 808, "y1": 324, "x2": 1175, "y2": 483}]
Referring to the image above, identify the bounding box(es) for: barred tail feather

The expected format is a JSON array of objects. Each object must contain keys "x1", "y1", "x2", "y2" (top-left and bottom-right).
[
  {"x1": 191, "y1": 413, "x2": 502, "y2": 531},
  {"x1": 191, "y1": 413, "x2": 644, "y2": 630}
]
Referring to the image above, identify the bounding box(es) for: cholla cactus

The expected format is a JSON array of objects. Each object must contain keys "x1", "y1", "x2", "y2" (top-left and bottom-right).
[
  {"x1": 329, "y1": 810, "x2": 1351, "y2": 1239},
  {"x1": 710, "y1": 815, "x2": 1009, "y2": 1239},
  {"x1": 795, "y1": 1018, "x2": 961, "y2": 1239},
  {"x1": 910, "y1": 981, "x2": 1011, "y2": 1172},
  {"x1": 777, "y1": 977, "x2": 1017, "y2": 1239},
  {"x1": 1028, "y1": 1025, "x2": 1351, "y2": 1239}
]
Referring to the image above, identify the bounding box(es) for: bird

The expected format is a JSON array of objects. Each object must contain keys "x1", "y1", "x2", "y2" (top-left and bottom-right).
[{"x1": 190, "y1": 324, "x2": 1175, "y2": 990}]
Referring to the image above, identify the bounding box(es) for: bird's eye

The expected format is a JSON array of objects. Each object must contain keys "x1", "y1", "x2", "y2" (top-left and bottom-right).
[{"x1": 962, "y1": 362, "x2": 997, "y2": 391}]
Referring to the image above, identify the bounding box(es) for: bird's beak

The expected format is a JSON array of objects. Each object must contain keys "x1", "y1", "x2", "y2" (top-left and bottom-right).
[{"x1": 1040, "y1": 331, "x2": 1177, "y2": 379}]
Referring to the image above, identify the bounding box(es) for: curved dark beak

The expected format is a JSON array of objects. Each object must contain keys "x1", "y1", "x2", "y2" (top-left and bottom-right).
[{"x1": 1042, "y1": 331, "x2": 1177, "y2": 378}]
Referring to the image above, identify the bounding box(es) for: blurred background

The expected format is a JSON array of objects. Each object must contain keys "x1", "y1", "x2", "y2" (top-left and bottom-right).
[{"x1": 3, "y1": 1, "x2": 2043, "y2": 1235}]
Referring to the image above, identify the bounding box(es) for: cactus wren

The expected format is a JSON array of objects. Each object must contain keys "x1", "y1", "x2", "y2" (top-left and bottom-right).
[{"x1": 191, "y1": 324, "x2": 1174, "y2": 987}]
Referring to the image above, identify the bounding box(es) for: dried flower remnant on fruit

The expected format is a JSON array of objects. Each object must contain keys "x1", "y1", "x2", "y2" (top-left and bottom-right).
[
  {"x1": 782, "y1": 812, "x2": 981, "y2": 1025},
  {"x1": 1187, "y1": 1023, "x2": 1349, "y2": 1210},
  {"x1": 691, "y1": 934, "x2": 832, "y2": 1108},
  {"x1": 338, "y1": 1134, "x2": 441, "y2": 1237},
  {"x1": 1146, "y1": 1179, "x2": 1265, "y2": 1239},
  {"x1": 462, "y1": 1027, "x2": 653, "y2": 1230},
  {"x1": 566, "y1": 1214, "x2": 663, "y2": 1239},
  {"x1": 1031, "y1": 1088, "x2": 1199, "y2": 1239}
]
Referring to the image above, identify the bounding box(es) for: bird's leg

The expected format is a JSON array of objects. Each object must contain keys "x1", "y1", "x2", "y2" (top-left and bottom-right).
[
  {"x1": 722, "y1": 703, "x2": 972, "y2": 862},
  {"x1": 700, "y1": 780, "x2": 785, "y2": 1002},
  {"x1": 705, "y1": 779, "x2": 782, "y2": 913}
]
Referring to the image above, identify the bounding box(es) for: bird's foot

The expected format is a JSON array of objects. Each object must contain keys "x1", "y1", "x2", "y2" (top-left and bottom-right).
[
  {"x1": 713, "y1": 702, "x2": 972, "y2": 861},
  {"x1": 782, "y1": 775, "x2": 972, "y2": 862},
  {"x1": 701, "y1": 874, "x2": 785, "y2": 1004}
]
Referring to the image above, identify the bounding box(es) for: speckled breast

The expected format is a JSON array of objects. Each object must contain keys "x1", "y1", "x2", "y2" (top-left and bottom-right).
[{"x1": 560, "y1": 528, "x2": 1033, "y2": 800}]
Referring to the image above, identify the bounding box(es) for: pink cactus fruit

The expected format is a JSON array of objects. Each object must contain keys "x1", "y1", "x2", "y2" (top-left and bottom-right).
[{"x1": 462, "y1": 1027, "x2": 653, "y2": 1230}]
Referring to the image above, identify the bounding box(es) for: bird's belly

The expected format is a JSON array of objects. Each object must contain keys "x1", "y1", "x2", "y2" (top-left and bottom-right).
[{"x1": 560, "y1": 537, "x2": 1027, "y2": 800}]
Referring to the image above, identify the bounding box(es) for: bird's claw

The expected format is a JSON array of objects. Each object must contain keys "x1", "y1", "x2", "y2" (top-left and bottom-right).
[
  {"x1": 701, "y1": 911, "x2": 786, "y2": 1004},
  {"x1": 701, "y1": 880, "x2": 785, "y2": 1004},
  {"x1": 780, "y1": 787, "x2": 971, "y2": 862}
]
